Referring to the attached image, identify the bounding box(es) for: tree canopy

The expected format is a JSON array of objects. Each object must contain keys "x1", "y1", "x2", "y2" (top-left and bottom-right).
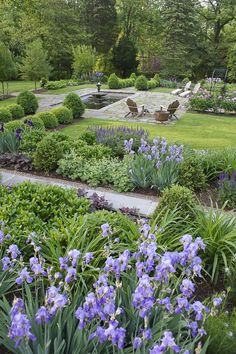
[{"x1": 0, "y1": 0, "x2": 235, "y2": 81}]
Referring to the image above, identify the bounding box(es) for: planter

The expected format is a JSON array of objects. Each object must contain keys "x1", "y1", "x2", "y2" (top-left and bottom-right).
[{"x1": 154, "y1": 110, "x2": 170, "y2": 122}]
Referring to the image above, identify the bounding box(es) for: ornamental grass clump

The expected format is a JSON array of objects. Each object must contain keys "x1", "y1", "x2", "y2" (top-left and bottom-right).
[
  {"x1": 0, "y1": 221, "x2": 222, "y2": 353},
  {"x1": 126, "y1": 136, "x2": 183, "y2": 192}
]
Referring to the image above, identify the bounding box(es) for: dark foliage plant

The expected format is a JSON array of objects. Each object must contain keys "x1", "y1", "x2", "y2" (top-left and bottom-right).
[{"x1": 0, "y1": 153, "x2": 32, "y2": 170}]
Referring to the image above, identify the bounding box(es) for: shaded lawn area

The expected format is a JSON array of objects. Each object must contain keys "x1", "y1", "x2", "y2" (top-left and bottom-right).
[
  {"x1": 1, "y1": 81, "x2": 40, "y2": 93},
  {"x1": 61, "y1": 112, "x2": 236, "y2": 149}
]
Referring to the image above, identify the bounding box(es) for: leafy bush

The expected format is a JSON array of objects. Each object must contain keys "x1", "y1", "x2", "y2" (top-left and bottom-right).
[
  {"x1": 153, "y1": 73, "x2": 160, "y2": 86},
  {"x1": 179, "y1": 155, "x2": 207, "y2": 191},
  {"x1": 0, "y1": 108, "x2": 12, "y2": 123},
  {"x1": 153, "y1": 185, "x2": 197, "y2": 221},
  {"x1": 4, "y1": 120, "x2": 23, "y2": 131},
  {"x1": 79, "y1": 130, "x2": 96, "y2": 145},
  {"x1": 73, "y1": 141, "x2": 112, "y2": 159},
  {"x1": 20, "y1": 129, "x2": 46, "y2": 155},
  {"x1": 181, "y1": 77, "x2": 190, "y2": 86},
  {"x1": 108, "y1": 73, "x2": 120, "y2": 89},
  {"x1": 147, "y1": 79, "x2": 158, "y2": 89},
  {"x1": 218, "y1": 172, "x2": 236, "y2": 209},
  {"x1": 7, "y1": 104, "x2": 24, "y2": 119},
  {"x1": 57, "y1": 153, "x2": 134, "y2": 192},
  {"x1": 40, "y1": 77, "x2": 48, "y2": 88},
  {"x1": 205, "y1": 310, "x2": 236, "y2": 354},
  {"x1": 16, "y1": 91, "x2": 38, "y2": 114},
  {"x1": 119, "y1": 78, "x2": 135, "y2": 88},
  {"x1": 160, "y1": 79, "x2": 177, "y2": 88},
  {"x1": 33, "y1": 134, "x2": 64, "y2": 172},
  {"x1": 25, "y1": 115, "x2": 45, "y2": 130},
  {"x1": 35, "y1": 111, "x2": 58, "y2": 129},
  {"x1": 51, "y1": 106, "x2": 73, "y2": 124},
  {"x1": 194, "y1": 206, "x2": 236, "y2": 283},
  {"x1": 45, "y1": 80, "x2": 67, "y2": 90},
  {"x1": 89, "y1": 126, "x2": 149, "y2": 157},
  {"x1": 135, "y1": 75, "x2": 148, "y2": 90},
  {"x1": 0, "y1": 131, "x2": 20, "y2": 153},
  {"x1": 130, "y1": 72, "x2": 136, "y2": 80},
  {"x1": 63, "y1": 92, "x2": 85, "y2": 118},
  {"x1": 0, "y1": 182, "x2": 90, "y2": 238},
  {"x1": 189, "y1": 97, "x2": 215, "y2": 111},
  {"x1": 219, "y1": 99, "x2": 236, "y2": 112}
]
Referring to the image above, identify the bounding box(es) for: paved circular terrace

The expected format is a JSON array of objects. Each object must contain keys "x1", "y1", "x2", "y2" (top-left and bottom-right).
[{"x1": 34, "y1": 87, "x2": 188, "y2": 123}]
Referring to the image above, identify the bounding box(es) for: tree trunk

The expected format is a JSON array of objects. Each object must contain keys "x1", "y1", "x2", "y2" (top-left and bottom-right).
[{"x1": 35, "y1": 81, "x2": 37, "y2": 91}]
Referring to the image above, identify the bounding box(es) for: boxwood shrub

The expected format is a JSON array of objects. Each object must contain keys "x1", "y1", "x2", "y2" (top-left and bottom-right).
[
  {"x1": 25, "y1": 116, "x2": 45, "y2": 130},
  {"x1": 51, "y1": 106, "x2": 73, "y2": 124},
  {"x1": 108, "y1": 73, "x2": 120, "y2": 89},
  {"x1": 4, "y1": 120, "x2": 23, "y2": 131},
  {"x1": 33, "y1": 134, "x2": 64, "y2": 172},
  {"x1": 0, "y1": 108, "x2": 12, "y2": 123},
  {"x1": 7, "y1": 104, "x2": 25, "y2": 119},
  {"x1": 16, "y1": 91, "x2": 38, "y2": 114},
  {"x1": 63, "y1": 93, "x2": 85, "y2": 118},
  {"x1": 135, "y1": 75, "x2": 148, "y2": 90},
  {"x1": 35, "y1": 112, "x2": 58, "y2": 129}
]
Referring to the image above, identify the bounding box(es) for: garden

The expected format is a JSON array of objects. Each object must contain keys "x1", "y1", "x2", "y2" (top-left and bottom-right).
[{"x1": 1, "y1": 0, "x2": 236, "y2": 353}]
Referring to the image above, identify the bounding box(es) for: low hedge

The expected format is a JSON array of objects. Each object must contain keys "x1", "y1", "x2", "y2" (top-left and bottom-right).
[
  {"x1": 35, "y1": 112, "x2": 58, "y2": 129},
  {"x1": 108, "y1": 73, "x2": 135, "y2": 89},
  {"x1": 7, "y1": 104, "x2": 25, "y2": 119},
  {"x1": 45, "y1": 80, "x2": 67, "y2": 90}
]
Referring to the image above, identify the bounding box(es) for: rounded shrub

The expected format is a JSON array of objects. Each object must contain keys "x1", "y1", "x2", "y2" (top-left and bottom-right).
[
  {"x1": 51, "y1": 106, "x2": 73, "y2": 124},
  {"x1": 135, "y1": 75, "x2": 148, "y2": 90},
  {"x1": 33, "y1": 134, "x2": 64, "y2": 172},
  {"x1": 130, "y1": 72, "x2": 137, "y2": 80},
  {"x1": 35, "y1": 112, "x2": 58, "y2": 129},
  {"x1": 147, "y1": 79, "x2": 157, "y2": 89},
  {"x1": 152, "y1": 184, "x2": 197, "y2": 221},
  {"x1": 63, "y1": 93, "x2": 85, "y2": 119},
  {"x1": 108, "y1": 73, "x2": 120, "y2": 89},
  {"x1": 16, "y1": 91, "x2": 38, "y2": 115},
  {"x1": 0, "y1": 108, "x2": 12, "y2": 123},
  {"x1": 7, "y1": 104, "x2": 25, "y2": 119},
  {"x1": 24, "y1": 116, "x2": 45, "y2": 130},
  {"x1": 179, "y1": 155, "x2": 207, "y2": 191},
  {"x1": 5, "y1": 120, "x2": 23, "y2": 131}
]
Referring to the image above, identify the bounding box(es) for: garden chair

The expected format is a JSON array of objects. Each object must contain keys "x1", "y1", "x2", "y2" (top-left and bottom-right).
[
  {"x1": 179, "y1": 82, "x2": 201, "y2": 97},
  {"x1": 171, "y1": 81, "x2": 191, "y2": 95},
  {"x1": 160, "y1": 100, "x2": 180, "y2": 119},
  {"x1": 124, "y1": 98, "x2": 149, "y2": 118}
]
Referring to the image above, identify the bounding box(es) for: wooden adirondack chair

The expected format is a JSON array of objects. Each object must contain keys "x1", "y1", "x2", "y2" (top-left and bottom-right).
[
  {"x1": 160, "y1": 100, "x2": 180, "y2": 119},
  {"x1": 124, "y1": 98, "x2": 148, "y2": 118}
]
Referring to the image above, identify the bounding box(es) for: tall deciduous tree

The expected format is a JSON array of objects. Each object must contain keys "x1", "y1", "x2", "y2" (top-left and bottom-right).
[
  {"x1": 0, "y1": 41, "x2": 16, "y2": 95},
  {"x1": 73, "y1": 45, "x2": 96, "y2": 77},
  {"x1": 20, "y1": 39, "x2": 51, "y2": 90},
  {"x1": 160, "y1": 0, "x2": 201, "y2": 78}
]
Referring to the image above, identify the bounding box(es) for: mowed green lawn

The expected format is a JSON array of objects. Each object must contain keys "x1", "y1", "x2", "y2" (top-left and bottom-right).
[
  {"x1": 1, "y1": 81, "x2": 40, "y2": 93},
  {"x1": 62, "y1": 112, "x2": 236, "y2": 149}
]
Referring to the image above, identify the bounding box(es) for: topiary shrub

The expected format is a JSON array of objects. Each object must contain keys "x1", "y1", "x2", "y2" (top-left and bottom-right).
[
  {"x1": 152, "y1": 184, "x2": 197, "y2": 221},
  {"x1": 63, "y1": 93, "x2": 85, "y2": 118},
  {"x1": 108, "y1": 73, "x2": 120, "y2": 89},
  {"x1": 51, "y1": 106, "x2": 73, "y2": 124},
  {"x1": 135, "y1": 75, "x2": 148, "y2": 90},
  {"x1": 153, "y1": 74, "x2": 160, "y2": 86},
  {"x1": 24, "y1": 116, "x2": 45, "y2": 130},
  {"x1": 0, "y1": 108, "x2": 12, "y2": 123},
  {"x1": 130, "y1": 72, "x2": 137, "y2": 80},
  {"x1": 5, "y1": 120, "x2": 23, "y2": 131},
  {"x1": 7, "y1": 104, "x2": 25, "y2": 119},
  {"x1": 33, "y1": 134, "x2": 64, "y2": 172},
  {"x1": 16, "y1": 91, "x2": 38, "y2": 115},
  {"x1": 147, "y1": 79, "x2": 157, "y2": 89},
  {"x1": 179, "y1": 155, "x2": 207, "y2": 191},
  {"x1": 35, "y1": 112, "x2": 58, "y2": 129}
]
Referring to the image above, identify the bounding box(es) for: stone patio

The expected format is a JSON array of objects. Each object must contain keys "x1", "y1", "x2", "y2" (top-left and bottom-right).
[{"x1": 34, "y1": 88, "x2": 188, "y2": 123}]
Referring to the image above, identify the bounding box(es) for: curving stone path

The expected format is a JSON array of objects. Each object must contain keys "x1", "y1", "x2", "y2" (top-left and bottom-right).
[{"x1": 0, "y1": 169, "x2": 158, "y2": 217}]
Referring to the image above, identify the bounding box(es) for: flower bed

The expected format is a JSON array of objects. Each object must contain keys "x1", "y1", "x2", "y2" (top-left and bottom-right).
[{"x1": 0, "y1": 180, "x2": 235, "y2": 353}]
